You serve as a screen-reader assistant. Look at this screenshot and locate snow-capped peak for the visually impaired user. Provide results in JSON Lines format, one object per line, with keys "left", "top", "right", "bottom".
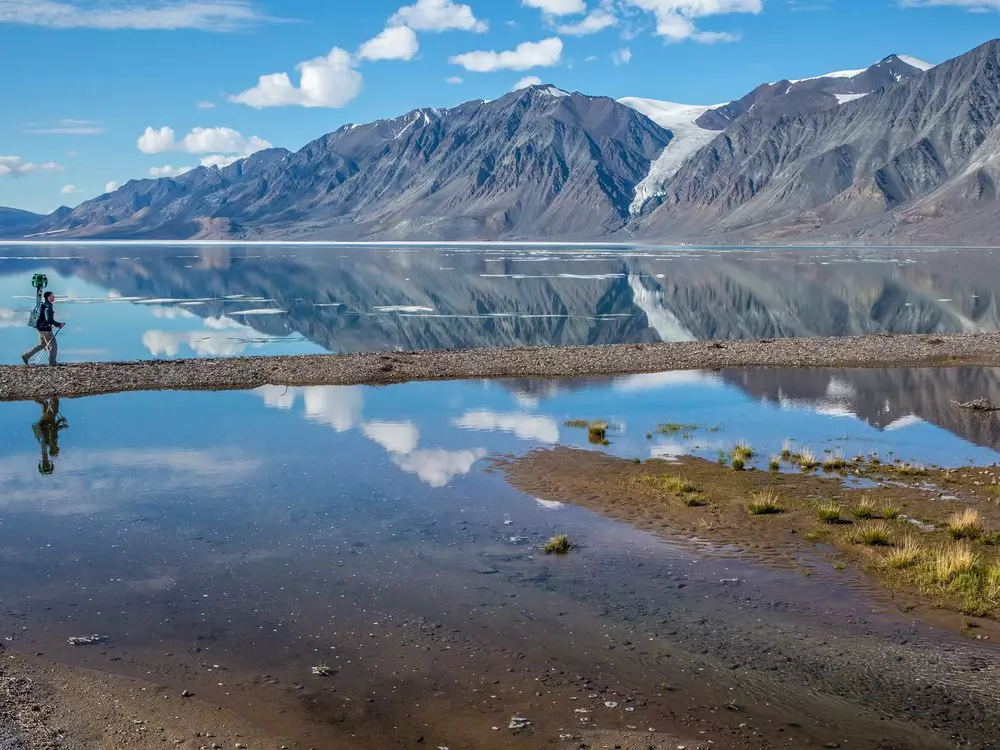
{"left": 785, "top": 67, "right": 866, "bottom": 85}
{"left": 540, "top": 85, "right": 570, "bottom": 98}
{"left": 897, "top": 55, "right": 935, "bottom": 71}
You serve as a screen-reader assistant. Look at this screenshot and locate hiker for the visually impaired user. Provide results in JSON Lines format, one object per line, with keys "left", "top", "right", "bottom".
{"left": 22, "top": 291, "right": 64, "bottom": 366}
{"left": 32, "top": 397, "right": 68, "bottom": 476}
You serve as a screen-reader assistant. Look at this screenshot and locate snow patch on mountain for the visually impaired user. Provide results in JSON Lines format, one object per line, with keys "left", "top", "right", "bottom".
{"left": 628, "top": 275, "right": 696, "bottom": 342}
{"left": 618, "top": 97, "right": 719, "bottom": 214}
{"left": 898, "top": 55, "right": 935, "bottom": 71}
{"left": 787, "top": 67, "right": 866, "bottom": 84}
{"left": 836, "top": 92, "right": 869, "bottom": 104}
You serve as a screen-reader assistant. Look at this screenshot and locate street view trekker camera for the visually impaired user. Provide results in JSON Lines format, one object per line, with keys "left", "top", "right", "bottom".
{"left": 28, "top": 273, "right": 49, "bottom": 327}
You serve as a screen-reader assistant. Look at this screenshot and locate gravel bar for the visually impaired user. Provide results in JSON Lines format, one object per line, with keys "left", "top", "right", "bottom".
{"left": 3, "top": 332, "right": 1000, "bottom": 402}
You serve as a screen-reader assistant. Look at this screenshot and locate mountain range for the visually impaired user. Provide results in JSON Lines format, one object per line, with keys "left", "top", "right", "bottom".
{"left": 4, "top": 39, "right": 999, "bottom": 245}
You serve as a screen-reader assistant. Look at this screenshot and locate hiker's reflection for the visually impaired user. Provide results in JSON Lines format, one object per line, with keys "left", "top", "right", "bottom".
{"left": 32, "top": 398, "right": 68, "bottom": 476}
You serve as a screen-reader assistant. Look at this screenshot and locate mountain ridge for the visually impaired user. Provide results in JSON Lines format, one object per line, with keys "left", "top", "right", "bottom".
{"left": 5, "top": 40, "right": 1000, "bottom": 245}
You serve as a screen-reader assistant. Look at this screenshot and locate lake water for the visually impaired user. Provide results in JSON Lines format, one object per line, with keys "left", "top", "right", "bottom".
{"left": 1, "top": 364, "right": 999, "bottom": 747}
{"left": 1, "top": 243, "right": 1000, "bottom": 362}
{"left": 3, "top": 244, "right": 1000, "bottom": 747}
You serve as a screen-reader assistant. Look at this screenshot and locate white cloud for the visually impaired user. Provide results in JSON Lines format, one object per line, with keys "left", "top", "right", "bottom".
{"left": 512, "top": 75, "right": 543, "bottom": 90}
{"left": 138, "top": 125, "right": 271, "bottom": 155}
{"left": 522, "top": 0, "right": 586, "bottom": 14}
{"left": 557, "top": 9, "right": 616, "bottom": 33}
{"left": 389, "top": 0, "right": 488, "bottom": 32}
{"left": 59, "top": 184, "right": 77, "bottom": 194}
{"left": 0, "top": 0, "right": 280, "bottom": 31}
{"left": 196, "top": 101, "right": 216, "bottom": 109}
{"left": 584, "top": 54, "right": 598, "bottom": 61}
{"left": 0, "top": 307, "right": 21, "bottom": 328}
{"left": 454, "top": 410, "right": 560, "bottom": 443}
{"left": 444, "top": 75, "right": 464, "bottom": 83}
{"left": 302, "top": 387, "right": 364, "bottom": 432}
{"left": 358, "top": 24, "right": 419, "bottom": 61}
{"left": 0, "top": 155, "right": 62, "bottom": 177}
{"left": 104, "top": 180, "right": 119, "bottom": 192}
{"left": 362, "top": 421, "right": 420, "bottom": 454}
{"left": 392, "top": 448, "right": 486, "bottom": 487}
{"left": 148, "top": 165, "right": 193, "bottom": 177}
{"left": 23, "top": 118, "right": 105, "bottom": 135}
{"left": 450, "top": 37, "right": 563, "bottom": 72}
{"left": 199, "top": 154, "right": 241, "bottom": 168}
{"left": 612, "top": 46, "right": 632, "bottom": 64}
{"left": 229, "top": 47, "right": 363, "bottom": 108}
{"left": 621, "top": 0, "right": 760, "bottom": 42}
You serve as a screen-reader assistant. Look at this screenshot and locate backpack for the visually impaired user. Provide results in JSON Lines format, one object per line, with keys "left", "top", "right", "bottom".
{"left": 27, "top": 298, "right": 41, "bottom": 328}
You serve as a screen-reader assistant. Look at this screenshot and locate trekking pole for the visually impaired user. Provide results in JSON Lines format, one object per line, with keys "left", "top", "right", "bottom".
{"left": 29, "top": 327, "right": 62, "bottom": 366}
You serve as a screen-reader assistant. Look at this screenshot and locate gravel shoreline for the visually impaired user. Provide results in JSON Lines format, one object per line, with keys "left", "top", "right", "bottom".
{"left": 3, "top": 332, "right": 1000, "bottom": 401}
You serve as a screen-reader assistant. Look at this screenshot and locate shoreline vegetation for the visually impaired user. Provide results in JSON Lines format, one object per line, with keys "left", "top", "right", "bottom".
{"left": 5, "top": 331, "right": 1000, "bottom": 401}
{"left": 502, "top": 446, "right": 1000, "bottom": 638}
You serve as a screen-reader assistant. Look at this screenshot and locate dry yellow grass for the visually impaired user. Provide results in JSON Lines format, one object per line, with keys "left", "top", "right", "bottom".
{"left": 930, "top": 543, "right": 977, "bottom": 583}
{"left": 948, "top": 508, "right": 984, "bottom": 540}
{"left": 884, "top": 536, "right": 922, "bottom": 568}
{"left": 747, "top": 488, "right": 784, "bottom": 515}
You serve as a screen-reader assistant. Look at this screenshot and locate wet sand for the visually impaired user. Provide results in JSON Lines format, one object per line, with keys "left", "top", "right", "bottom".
{"left": 5, "top": 331, "right": 1000, "bottom": 401}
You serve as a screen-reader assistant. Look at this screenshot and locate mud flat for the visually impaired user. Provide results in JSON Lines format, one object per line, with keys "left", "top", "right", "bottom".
{"left": 6, "top": 332, "right": 1000, "bottom": 401}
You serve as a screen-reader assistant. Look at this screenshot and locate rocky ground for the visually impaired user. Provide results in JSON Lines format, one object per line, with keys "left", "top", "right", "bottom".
{"left": 4, "top": 332, "right": 1000, "bottom": 401}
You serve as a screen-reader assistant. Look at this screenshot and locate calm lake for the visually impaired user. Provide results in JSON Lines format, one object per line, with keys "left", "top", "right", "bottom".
{"left": 1, "top": 244, "right": 999, "bottom": 748}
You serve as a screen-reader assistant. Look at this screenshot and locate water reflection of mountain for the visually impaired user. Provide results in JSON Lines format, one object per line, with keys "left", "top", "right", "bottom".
{"left": 722, "top": 367, "right": 1000, "bottom": 452}
{"left": 7, "top": 245, "right": 1000, "bottom": 351}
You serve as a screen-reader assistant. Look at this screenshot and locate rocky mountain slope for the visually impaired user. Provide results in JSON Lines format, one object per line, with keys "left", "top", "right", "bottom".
{"left": 3, "top": 40, "right": 1000, "bottom": 244}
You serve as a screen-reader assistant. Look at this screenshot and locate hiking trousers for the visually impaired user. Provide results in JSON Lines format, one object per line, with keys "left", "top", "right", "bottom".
{"left": 24, "top": 331, "right": 57, "bottom": 366}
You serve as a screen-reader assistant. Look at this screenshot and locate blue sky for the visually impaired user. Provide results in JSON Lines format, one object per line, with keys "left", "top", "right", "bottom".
{"left": 1, "top": 0, "right": 997, "bottom": 214}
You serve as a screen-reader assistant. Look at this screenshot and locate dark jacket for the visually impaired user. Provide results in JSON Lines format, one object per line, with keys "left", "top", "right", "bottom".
{"left": 35, "top": 300, "right": 61, "bottom": 332}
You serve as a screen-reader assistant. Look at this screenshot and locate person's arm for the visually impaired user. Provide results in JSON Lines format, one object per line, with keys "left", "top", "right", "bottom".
{"left": 50, "top": 305, "right": 63, "bottom": 329}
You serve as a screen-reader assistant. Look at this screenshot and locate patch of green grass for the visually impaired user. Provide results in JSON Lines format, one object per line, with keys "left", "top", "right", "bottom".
{"left": 982, "top": 531, "right": 1000, "bottom": 546}
{"left": 730, "top": 441, "right": 754, "bottom": 462}
{"left": 656, "top": 475, "right": 697, "bottom": 495}
{"left": 681, "top": 494, "right": 709, "bottom": 508}
{"left": 657, "top": 422, "right": 698, "bottom": 435}
{"left": 983, "top": 485, "right": 1000, "bottom": 502}
{"left": 817, "top": 502, "right": 842, "bottom": 524}
{"left": 731, "top": 457, "right": 745, "bottom": 471}
{"left": 804, "top": 529, "right": 825, "bottom": 542}
{"left": 895, "top": 462, "right": 928, "bottom": 477}
{"left": 882, "top": 504, "right": 902, "bottom": 520}
{"left": 708, "top": 425, "right": 721, "bottom": 433}
{"left": 717, "top": 450, "right": 727, "bottom": 466}
{"left": 853, "top": 521, "right": 894, "bottom": 547}
{"left": 543, "top": 534, "right": 573, "bottom": 555}
{"left": 747, "top": 489, "right": 784, "bottom": 515}
{"left": 768, "top": 456, "right": 781, "bottom": 472}
{"left": 948, "top": 508, "right": 984, "bottom": 540}
{"left": 851, "top": 497, "right": 880, "bottom": 520}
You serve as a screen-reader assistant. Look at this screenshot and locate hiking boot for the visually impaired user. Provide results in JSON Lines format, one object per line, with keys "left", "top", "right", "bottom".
{"left": 21, "top": 354, "right": 29, "bottom": 365}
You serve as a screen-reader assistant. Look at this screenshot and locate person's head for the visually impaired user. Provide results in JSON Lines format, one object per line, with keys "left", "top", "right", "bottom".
{"left": 43, "top": 292, "right": 54, "bottom": 302}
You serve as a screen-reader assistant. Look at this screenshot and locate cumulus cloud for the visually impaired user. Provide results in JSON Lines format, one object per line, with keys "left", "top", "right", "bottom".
{"left": 389, "top": 0, "right": 488, "bottom": 32}
{"left": 0, "top": 0, "right": 281, "bottom": 31}
{"left": 59, "top": 184, "right": 77, "bottom": 194}
{"left": 23, "top": 118, "right": 105, "bottom": 135}
{"left": 444, "top": 75, "right": 464, "bottom": 83}
{"left": 453, "top": 411, "right": 560, "bottom": 443}
{"left": 612, "top": 46, "right": 632, "bottom": 64}
{"left": 392, "top": 448, "right": 486, "bottom": 487}
{"left": 104, "top": 180, "right": 119, "bottom": 192}
{"left": 450, "top": 37, "right": 563, "bottom": 72}
{"left": 358, "top": 24, "right": 419, "bottom": 61}
{"left": 0, "top": 155, "right": 62, "bottom": 177}
{"left": 229, "top": 47, "right": 363, "bottom": 108}
{"left": 522, "top": 0, "right": 586, "bottom": 14}
{"left": 148, "top": 165, "right": 193, "bottom": 177}
{"left": 556, "top": 9, "right": 616, "bottom": 34}
{"left": 621, "top": 0, "right": 760, "bottom": 42}
{"left": 362, "top": 421, "right": 420, "bottom": 454}
{"left": 137, "top": 125, "right": 271, "bottom": 155}
{"left": 512, "top": 75, "right": 543, "bottom": 89}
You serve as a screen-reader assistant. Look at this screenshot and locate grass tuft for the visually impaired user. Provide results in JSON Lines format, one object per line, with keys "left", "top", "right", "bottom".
{"left": 657, "top": 422, "right": 698, "bottom": 435}
{"left": 730, "top": 441, "right": 754, "bottom": 462}
{"left": 731, "top": 457, "right": 745, "bottom": 471}
{"left": 657, "top": 475, "right": 697, "bottom": 495}
{"left": 795, "top": 447, "right": 820, "bottom": 471}
{"left": 853, "top": 521, "right": 894, "bottom": 547}
{"left": 817, "top": 502, "right": 842, "bottom": 524}
{"left": 822, "top": 451, "right": 848, "bottom": 471}
{"left": 769, "top": 456, "right": 781, "bottom": 472}
{"left": 780, "top": 440, "right": 793, "bottom": 460}
{"left": 747, "top": 489, "right": 784, "bottom": 515}
{"left": 543, "top": 534, "right": 573, "bottom": 555}
{"left": 851, "top": 497, "right": 880, "bottom": 520}
{"left": 930, "top": 543, "right": 976, "bottom": 583}
{"left": 882, "top": 504, "right": 902, "bottom": 520}
{"left": 948, "top": 508, "right": 984, "bottom": 540}
{"left": 884, "top": 536, "right": 922, "bottom": 569}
